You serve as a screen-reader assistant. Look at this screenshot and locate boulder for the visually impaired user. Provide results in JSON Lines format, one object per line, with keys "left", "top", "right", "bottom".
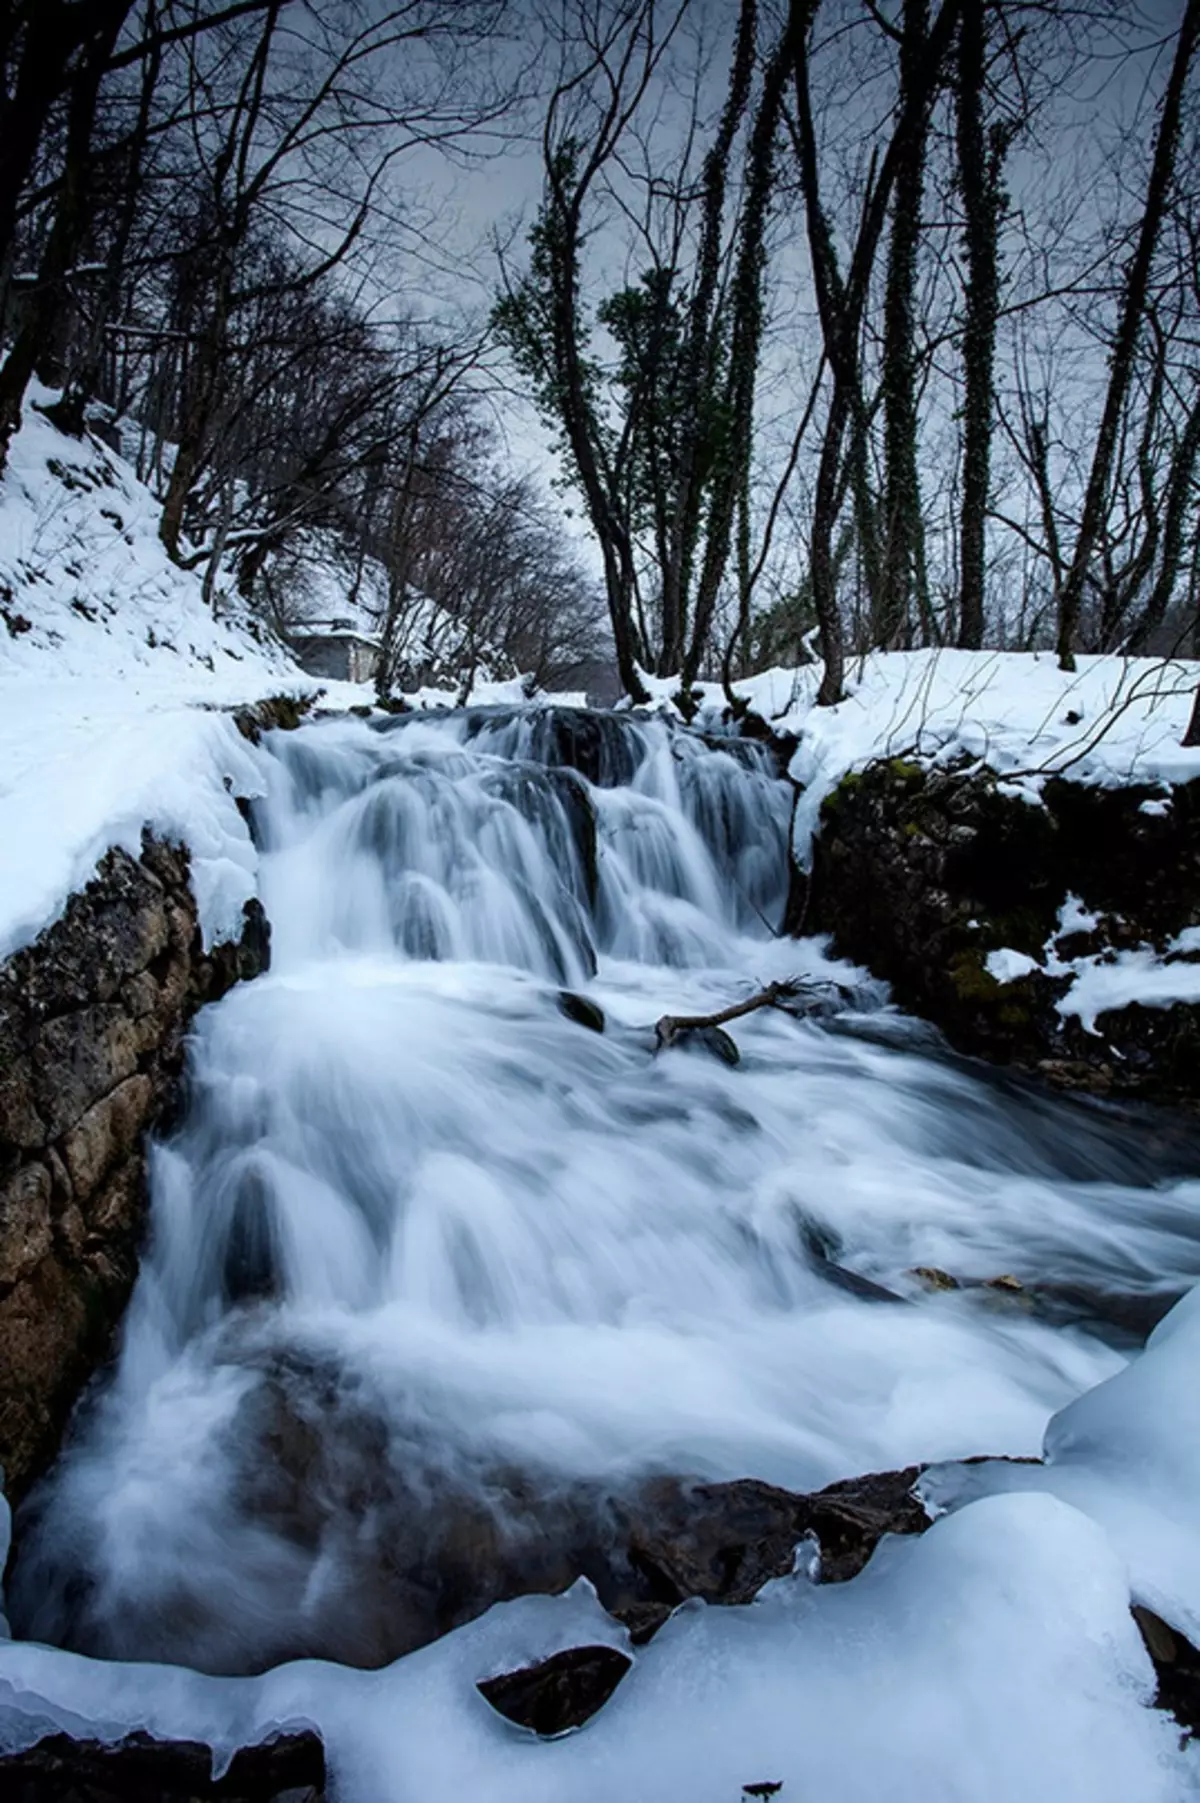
{"left": 810, "top": 757, "right": 1200, "bottom": 1106}
{"left": 0, "top": 837, "right": 269, "bottom": 1502}
{"left": 12, "top": 1328, "right": 931, "bottom": 1676}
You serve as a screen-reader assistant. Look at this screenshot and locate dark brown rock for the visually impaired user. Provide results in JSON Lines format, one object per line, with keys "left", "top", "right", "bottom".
{"left": 60, "top": 1075, "right": 153, "bottom": 1196}
{"left": 16, "top": 1324, "right": 931, "bottom": 1675}
{"left": 0, "top": 1727, "right": 324, "bottom": 1801}
{"left": 614, "top": 1466, "right": 929, "bottom": 1608}
{"left": 478, "top": 1644, "right": 632, "bottom": 1736}
{"left": 0, "top": 1162, "right": 53, "bottom": 1285}
{"left": 0, "top": 836, "right": 269, "bottom": 1502}
{"left": 1133, "top": 1604, "right": 1200, "bottom": 1740}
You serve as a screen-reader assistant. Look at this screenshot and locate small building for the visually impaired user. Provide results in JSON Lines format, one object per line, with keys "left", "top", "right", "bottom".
{"left": 289, "top": 617, "right": 381, "bottom": 684}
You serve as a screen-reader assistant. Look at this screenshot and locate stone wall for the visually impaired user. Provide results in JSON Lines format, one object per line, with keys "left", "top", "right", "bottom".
{"left": 809, "top": 758, "right": 1200, "bottom": 1106}
{"left": 0, "top": 837, "right": 268, "bottom": 1502}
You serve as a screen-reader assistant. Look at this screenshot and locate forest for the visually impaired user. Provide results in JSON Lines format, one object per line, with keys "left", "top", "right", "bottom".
{"left": 2, "top": 0, "right": 1197, "bottom": 707}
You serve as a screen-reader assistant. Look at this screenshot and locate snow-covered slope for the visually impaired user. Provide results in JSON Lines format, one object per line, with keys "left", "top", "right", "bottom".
{"left": 0, "top": 390, "right": 315, "bottom": 958}
{"left": 0, "top": 387, "right": 299, "bottom": 690}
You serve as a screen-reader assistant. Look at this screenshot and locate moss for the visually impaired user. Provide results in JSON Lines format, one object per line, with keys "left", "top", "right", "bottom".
{"left": 984, "top": 907, "right": 1050, "bottom": 958}
{"left": 948, "top": 948, "right": 1000, "bottom": 1002}
{"left": 886, "top": 757, "right": 923, "bottom": 784}
{"left": 902, "top": 821, "right": 923, "bottom": 840}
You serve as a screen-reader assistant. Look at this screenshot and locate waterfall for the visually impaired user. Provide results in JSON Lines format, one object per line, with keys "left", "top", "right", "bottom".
{"left": 12, "top": 706, "right": 1200, "bottom": 1676}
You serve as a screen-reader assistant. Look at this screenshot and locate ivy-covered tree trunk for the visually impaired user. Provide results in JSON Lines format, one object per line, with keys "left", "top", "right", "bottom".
{"left": 954, "top": 0, "right": 1002, "bottom": 653}
{"left": 879, "top": 0, "right": 931, "bottom": 650}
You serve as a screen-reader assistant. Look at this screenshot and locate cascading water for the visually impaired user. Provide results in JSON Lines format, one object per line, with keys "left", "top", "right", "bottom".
{"left": 12, "top": 707, "right": 1200, "bottom": 1677}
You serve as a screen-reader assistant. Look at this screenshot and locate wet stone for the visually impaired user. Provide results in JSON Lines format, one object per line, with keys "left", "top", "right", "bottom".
{"left": 0, "top": 1727, "right": 326, "bottom": 1801}
{"left": 478, "top": 1643, "right": 632, "bottom": 1736}
{"left": 558, "top": 991, "right": 606, "bottom": 1033}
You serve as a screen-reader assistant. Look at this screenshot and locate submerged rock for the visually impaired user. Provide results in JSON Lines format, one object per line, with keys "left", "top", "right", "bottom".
{"left": 558, "top": 991, "right": 606, "bottom": 1033}
{"left": 478, "top": 1644, "right": 632, "bottom": 1735}
{"left": 11, "top": 1324, "right": 933, "bottom": 1676}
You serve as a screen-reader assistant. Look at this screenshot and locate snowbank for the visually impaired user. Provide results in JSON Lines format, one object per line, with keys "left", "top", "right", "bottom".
{"left": 683, "top": 648, "right": 1200, "bottom": 865}
{"left": 0, "top": 397, "right": 590, "bottom": 956}
{"left": 923, "top": 1281, "right": 1200, "bottom": 1651}
{"left": 0, "top": 390, "right": 318, "bottom": 956}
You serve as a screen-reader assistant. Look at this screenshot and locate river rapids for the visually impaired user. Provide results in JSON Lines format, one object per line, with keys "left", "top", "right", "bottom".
{"left": 10, "top": 706, "right": 1200, "bottom": 1684}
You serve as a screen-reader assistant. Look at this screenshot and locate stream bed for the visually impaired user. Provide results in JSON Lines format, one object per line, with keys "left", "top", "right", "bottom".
{"left": 5, "top": 706, "right": 1200, "bottom": 1798}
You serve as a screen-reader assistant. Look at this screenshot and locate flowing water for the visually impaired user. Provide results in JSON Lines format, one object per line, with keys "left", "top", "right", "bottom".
{"left": 12, "top": 707, "right": 1200, "bottom": 1674}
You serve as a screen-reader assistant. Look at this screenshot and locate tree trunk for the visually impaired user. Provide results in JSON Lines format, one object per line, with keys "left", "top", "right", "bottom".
{"left": 1056, "top": 0, "right": 1200, "bottom": 670}
{"left": 955, "top": 0, "right": 1004, "bottom": 652}
{"left": 879, "top": 0, "right": 930, "bottom": 649}
{"left": 1184, "top": 681, "right": 1200, "bottom": 748}
{"left": 0, "top": 1, "right": 132, "bottom": 467}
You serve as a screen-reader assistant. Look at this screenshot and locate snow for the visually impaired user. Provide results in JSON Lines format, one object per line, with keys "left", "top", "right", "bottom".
{"left": 922, "top": 1283, "right": 1200, "bottom": 1653}
{"left": 4, "top": 406, "right": 1200, "bottom": 1797}
{"left": 0, "top": 387, "right": 298, "bottom": 690}
{"left": 693, "top": 652, "right": 1200, "bottom": 1034}
{"left": 0, "top": 1489, "right": 1194, "bottom": 1800}
{"left": 0, "top": 395, "right": 577, "bottom": 959}
{"left": 0, "top": 388, "right": 321, "bottom": 956}
{"left": 981, "top": 895, "right": 1200, "bottom": 1034}
{"left": 683, "top": 648, "right": 1200, "bottom": 867}
{"left": 985, "top": 947, "right": 1040, "bottom": 983}
{"left": 1057, "top": 948, "right": 1200, "bottom": 1034}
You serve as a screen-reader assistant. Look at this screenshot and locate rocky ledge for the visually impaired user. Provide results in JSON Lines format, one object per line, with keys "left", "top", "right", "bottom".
{"left": 0, "top": 1727, "right": 323, "bottom": 1803}
{"left": 0, "top": 836, "right": 268, "bottom": 1501}
{"left": 810, "top": 758, "right": 1200, "bottom": 1106}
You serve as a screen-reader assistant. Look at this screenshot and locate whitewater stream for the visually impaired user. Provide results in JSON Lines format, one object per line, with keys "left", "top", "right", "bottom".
{"left": 6, "top": 705, "right": 1200, "bottom": 1797}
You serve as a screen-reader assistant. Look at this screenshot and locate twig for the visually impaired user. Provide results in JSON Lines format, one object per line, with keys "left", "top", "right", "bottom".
{"left": 654, "top": 981, "right": 799, "bottom": 1048}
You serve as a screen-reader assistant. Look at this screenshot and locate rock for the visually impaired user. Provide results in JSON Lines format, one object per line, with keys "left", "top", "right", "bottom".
{"left": 0, "top": 1726, "right": 325, "bottom": 1801}
{"left": 478, "top": 1644, "right": 632, "bottom": 1735}
{"left": 614, "top": 1468, "right": 930, "bottom": 1609}
{"left": 667, "top": 1024, "right": 741, "bottom": 1066}
{"left": 60, "top": 1075, "right": 153, "bottom": 1197}
{"left": 231, "top": 693, "right": 315, "bottom": 744}
{"left": 911, "top": 1265, "right": 960, "bottom": 1291}
{"left": 0, "top": 837, "right": 269, "bottom": 1502}
{"left": 465, "top": 706, "right": 641, "bottom": 788}
{"left": 0, "top": 1164, "right": 52, "bottom": 1287}
{"left": 30, "top": 1007, "right": 142, "bottom": 1143}
{"left": 558, "top": 991, "right": 606, "bottom": 1033}
{"left": 11, "top": 1329, "right": 933, "bottom": 1675}
{"left": 810, "top": 757, "right": 1200, "bottom": 1107}
{"left": 1133, "top": 1604, "right": 1200, "bottom": 1740}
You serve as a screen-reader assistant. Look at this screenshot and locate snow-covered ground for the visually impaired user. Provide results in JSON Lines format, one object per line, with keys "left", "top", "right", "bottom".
{"left": 0, "top": 397, "right": 571, "bottom": 958}
{"left": 682, "top": 647, "right": 1200, "bottom": 864}
{"left": 0, "top": 389, "right": 315, "bottom": 957}
{"left": 688, "top": 649, "right": 1200, "bottom": 1033}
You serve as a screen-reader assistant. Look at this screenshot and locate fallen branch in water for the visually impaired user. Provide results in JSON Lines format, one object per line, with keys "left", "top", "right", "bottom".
{"left": 654, "top": 981, "right": 800, "bottom": 1049}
